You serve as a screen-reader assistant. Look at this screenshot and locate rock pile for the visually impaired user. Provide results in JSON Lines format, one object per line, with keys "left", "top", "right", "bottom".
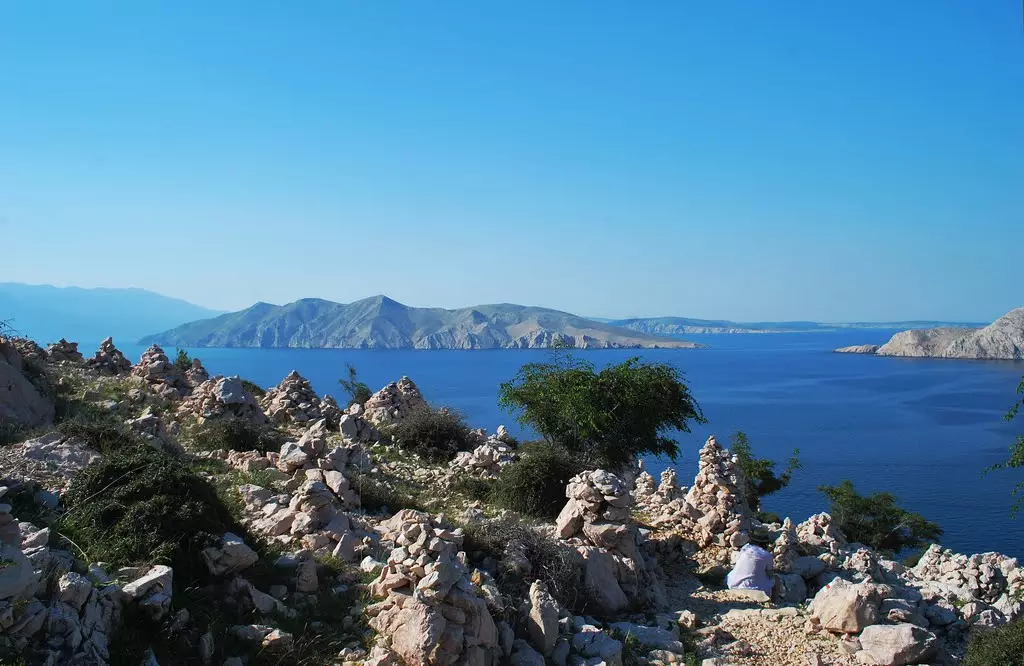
{"left": 366, "top": 509, "right": 499, "bottom": 666}
{"left": 338, "top": 408, "right": 380, "bottom": 443}
{"left": 363, "top": 376, "right": 428, "bottom": 426}
{"left": 6, "top": 338, "right": 46, "bottom": 365}
{"left": 185, "top": 358, "right": 210, "bottom": 386}
{"left": 261, "top": 371, "right": 331, "bottom": 425}
{"left": 0, "top": 487, "right": 178, "bottom": 665}
{"left": 633, "top": 436, "right": 753, "bottom": 550}
{"left": 555, "top": 470, "right": 666, "bottom": 614}
{"left": 45, "top": 339, "right": 83, "bottom": 364}
{"left": 131, "top": 345, "right": 191, "bottom": 398}
{"left": 450, "top": 437, "right": 516, "bottom": 479}
{"left": 910, "top": 544, "right": 1024, "bottom": 624}
{"left": 18, "top": 432, "right": 101, "bottom": 481}
{"left": 0, "top": 339, "right": 54, "bottom": 428}
{"left": 125, "top": 408, "right": 181, "bottom": 454}
{"left": 179, "top": 375, "right": 268, "bottom": 424}
{"left": 85, "top": 337, "right": 131, "bottom": 375}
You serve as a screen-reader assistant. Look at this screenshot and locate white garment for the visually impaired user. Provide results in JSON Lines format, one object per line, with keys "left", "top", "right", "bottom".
{"left": 726, "top": 543, "right": 773, "bottom": 594}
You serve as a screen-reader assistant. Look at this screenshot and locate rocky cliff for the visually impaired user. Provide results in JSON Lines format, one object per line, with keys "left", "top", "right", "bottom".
{"left": 833, "top": 308, "right": 1024, "bottom": 360}
{"left": 141, "top": 295, "right": 701, "bottom": 350}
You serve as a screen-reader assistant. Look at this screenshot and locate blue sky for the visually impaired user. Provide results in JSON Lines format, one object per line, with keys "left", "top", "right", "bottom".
{"left": 1, "top": 2, "right": 1021, "bottom": 321}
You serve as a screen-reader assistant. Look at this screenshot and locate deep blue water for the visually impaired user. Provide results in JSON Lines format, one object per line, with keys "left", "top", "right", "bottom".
{"left": 117, "top": 333, "right": 1024, "bottom": 558}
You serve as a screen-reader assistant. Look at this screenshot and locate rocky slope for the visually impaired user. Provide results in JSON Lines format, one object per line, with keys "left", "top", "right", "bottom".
{"left": 141, "top": 295, "right": 701, "bottom": 349}
{"left": 2, "top": 333, "right": 1022, "bottom": 666}
{"left": 834, "top": 308, "right": 1024, "bottom": 360}
{"left": 611, "top": 317, "right": 982, "bottom": 336}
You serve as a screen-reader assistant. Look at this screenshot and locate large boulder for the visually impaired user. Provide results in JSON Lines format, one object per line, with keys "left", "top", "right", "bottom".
{"left": 856, "top": 623, "right": 937, "bottom": 665}
{"left": 0, "top": 351, "right": 54, "bottom": 427}
{"left": 809, "top": 578, "right": 884, "bottom": 634}
{"left": 526, "top": 581, "right": 559, "bottom": 656}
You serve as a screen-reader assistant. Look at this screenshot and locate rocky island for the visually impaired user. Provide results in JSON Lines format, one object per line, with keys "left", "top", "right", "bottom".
{"left": 141, "top": 296, "right": 701, "bottom": 350}
{"left": 1, "top": 332, "right": 1021, "bottom": 666}
{"left": 835, "top": 308, "right": 1024, "bottom": 360}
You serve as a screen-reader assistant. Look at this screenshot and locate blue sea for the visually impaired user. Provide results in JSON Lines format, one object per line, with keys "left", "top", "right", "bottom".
{"left": 118, "top": 332, "right": 1024, "bottom": 558}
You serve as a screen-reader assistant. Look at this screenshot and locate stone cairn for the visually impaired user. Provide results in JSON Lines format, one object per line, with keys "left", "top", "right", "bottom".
{"left": 6, "top": 338, "right": 46, "bottom": 365}
{"left": 179, "top": 375, "right": 268, "bottom": 424}
{"left": 449, "top": 431, "right": 517, "bottom": 479}
{"left": 45, "top": 339, "right": 83, "bottom": 364}
{"left": 338, "top": 404, "right": 380, "bottom": 443}
{"left": 363, "top": 376, "right": 428, "bottom": 426}
{"left": 260, "top": 371, "right": 330, "bottom": 425}
{"left": 0, "top": 484, "right": 172, "bottom": 665}
{"left": 131, "top": 345, "right": 191, "bottom": 398}
{"left": 910, "top": 545, "right": 1024, "bottom": 624}
{"left": 365, "top": 509, "right": 499, "bottom": 666}
{"left": 85, "top": 337, "right": 131, "bottom": 376}
{"left": 185, "top": 358, "right": 210, "bottom": 386}
{"left": 555, "top": 470, "right": 666, "bottom": 614}
{"left": 126, "top": 408, "right": 181, "bottom": 454}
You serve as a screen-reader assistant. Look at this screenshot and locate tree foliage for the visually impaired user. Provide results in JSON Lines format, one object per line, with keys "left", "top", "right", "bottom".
{"left": 819, "top": 479, "right": 942, "bottom": 555}
{"left": 339, "top": 363, "right": 373, "bottom": 406}
{"left": 963, "top": 617, "right": 1024, "bottom": 666}
{"left": 730, "top": 431, "right": 800, "bottom": 514}
{"left": 173, "top": 347, "right": 192, "bottom": 373}
{"left": 988, "top": 376, "right": 1024, "bottom": 514}
{"left": 498, "top": 354, "right": 705, "bottom": 470}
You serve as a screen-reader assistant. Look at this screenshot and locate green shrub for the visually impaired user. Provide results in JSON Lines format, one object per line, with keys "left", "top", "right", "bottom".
{"left": 62, "top": 447, "right": 239, "bottom": 575}
{"left": 348, "top": 471, "right": 426, "bottom": 513}
{"left": 388, "top": 406, "right": 476, "bottom": 462}
{"left": 57, "top": 410, "right": 142, "bottom": 455}
{"left": 489, "top": 442, "right": 583, "bottom": 519}
{"left": 452, "top": 475, "right": 496, "bottom": 503}
{"left": 730, "top": 431, "right": 800, "bottom": 515}
{"left": 191, "top": 416, "right": 284, "bottom": 453}
{"left": 988, "top": 376, "right": 1024, "bottom": 514}
{"left": 241, "top": 379, "right": 265, "bottom": 398}
{"left": 964, "top": 618, "right": 1024, "bottom": 666}
{"left": 173, "top": 348, "right": 192, "bottom": 373}
{"left": 819, "top": 479, "right": 942, "bottom": 556}
{"left": 462, "top": 515, "right": 586, "bottom": 613}
{"left": 338, "top": 363, "right": 372, "bottom": 406}
{"left": 499, "top": 354, "right": 705, "bottom": 470}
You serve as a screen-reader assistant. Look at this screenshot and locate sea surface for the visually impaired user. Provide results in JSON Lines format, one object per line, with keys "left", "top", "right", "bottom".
{"left": 118, "top": 332, "right": 1024, "bottom": 558}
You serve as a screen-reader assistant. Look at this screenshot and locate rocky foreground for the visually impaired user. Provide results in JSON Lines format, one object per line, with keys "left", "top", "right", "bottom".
{"left": 1, "top": 335, "right": 1022, "bottom": 666}
{"left": 834, "top": 308, "right": 1024, "bottom": 360}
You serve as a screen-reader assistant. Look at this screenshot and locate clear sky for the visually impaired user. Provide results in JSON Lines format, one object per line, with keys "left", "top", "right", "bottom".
{"left": 1, "top": 2, "right": 1021, "bottom": 322}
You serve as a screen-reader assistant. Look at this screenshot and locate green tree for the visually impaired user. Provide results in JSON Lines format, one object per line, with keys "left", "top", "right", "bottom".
{"left": 988, "top": 376, "right": 1024, "bottom": 514}
{"left": 338, "top": 363, "right": 373, "bottom": 406}
{"left": 730, "top": 431, "right": 800, "bottom": 516}
{"left": 819, "top": 479, "right": 942, "bottom": 555}
{"left": 173, "top": 347, "right": 192, "bottom": 373}
{"left": 498, "top": 354, "right": 705, "bottom": 470}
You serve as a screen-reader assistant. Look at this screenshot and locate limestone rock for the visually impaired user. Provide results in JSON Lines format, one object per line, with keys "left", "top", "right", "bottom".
{"left": 0, "top": 350, "right": 54, "bottom": 428}
{"left": 85, "top": 337, "right": 132, "bottom": 375}
{"left": 261, "top": 371, "right": 331, "bottom": 425}
{"left": 179, "top": 375, "right": 267, "bottom": 424}
{"left": 132, "top": 345, "right": 191, "bottom": 397}
{"left": 809, "top": 578, "right": 883, "bottom": 634}
{"left": 856, "top": 623, "right": 937, "bottom": 665}
{"left": 526, "top": 580, "right": 559, "bottom": 655}
{"left": 202, "top": 533, "right": 259, "bottom": 576}
{"left": 364, "top": 377, "right": 428, "bottom": 426}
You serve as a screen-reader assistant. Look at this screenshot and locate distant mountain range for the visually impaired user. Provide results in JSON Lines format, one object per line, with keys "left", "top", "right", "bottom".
{"left": 604, "top": 316, "right": 985, "bottom": 336}
{"left": 0, "top": 283, "right": 223, "bottom": 346}
{"left": 834, "top": 308, "right": 1024, "bottom": 360}
{"left": 140, "top": 296, "right": 701, "bottom": 350}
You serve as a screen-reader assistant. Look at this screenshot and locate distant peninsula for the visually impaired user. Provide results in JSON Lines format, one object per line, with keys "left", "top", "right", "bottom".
{"left": 140, "top": 295, "right": 702, "bottom": 350}
{"left": 608, "top": 316, "right": 984, "bottom": 336}
{"left": 834, "top": 308, "right": 1024, "bottom": 360}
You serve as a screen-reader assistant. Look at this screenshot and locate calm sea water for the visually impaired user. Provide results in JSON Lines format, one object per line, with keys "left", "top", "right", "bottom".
{"left": 117, "top": 333, "right": 1024, "bottom": 558}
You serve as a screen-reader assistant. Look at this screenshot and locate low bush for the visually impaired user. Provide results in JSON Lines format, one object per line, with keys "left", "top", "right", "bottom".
{"left": 489, "top": 441, "right": 583, "bottom": 519}
{"left": 61, "top": 447, "right": 239, "bottom": 576}
{"left": 338, "top": 363, "right": 372, "bottom": 406}
{"left": 191, "top": 416, "right": 284, "bottom": 453}
{"left": 173, "top": 348, "right": 192, "bottom": 373}
{"left": 388, "top": 406, "right": 476, "bottom": 462}
{"left": 241, "top": 379, "right": 265, "bottom": 398}
{"left": 347, "top": 471, "right": 426, "bottom": 514}
{"left": 57, "top": 410, "right": 141, "bottom": 455}
{"left": 963, "top": 618, "right": 1024, "bottom": 666}
{"left": 819, "top": 479, "right": 942, "bottom": 556}
{"left": 462, "top": 515, "right": 586, "bottom": 613}
{"left": 452, "top": 475, "right": 495, "bottom": 503}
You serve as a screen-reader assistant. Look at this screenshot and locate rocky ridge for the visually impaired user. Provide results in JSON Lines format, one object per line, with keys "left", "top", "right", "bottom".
{"left": 834, "top": 307, "right": 1024, "bottom": 360}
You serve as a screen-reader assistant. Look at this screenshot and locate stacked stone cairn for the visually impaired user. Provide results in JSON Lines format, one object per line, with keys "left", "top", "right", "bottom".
{"left": 633, "top": 436, "right": 753, "bottom": 550}
{"left": 131, "top": 345, "right": 191, "bottom": 398}
{"left": 84, "top": 337, "right": 131, "bottom": 375}
{"left": 261, "top": 371, "right": 333, "bottom": 426}
{"left": 185, "top": 358, "right": 210, "bottom": 386}
{"left": 45, "top": 339, "right": 83, "bottom": 364}
{"left": 449, "top": 430, "right": 517, "bottom": 479}
{"left": 6, "top": 338, "right": 46, "bottom": 365}
{"left": 126, "top": 408, "right": 181, "bottom": 454}
{"left": 363, "top": 376, "right": 428, "bottom": 426}
{"left": 365, "top": 509, "right": 499, "bottom": 666}
{"left": 338, "top": 404, "right": 381, "bottom": 443}
{"left": 179, "top": 375, "right": 268, "bottom": 424}
{"left": 554, "top": 470, "right": 666, "bottom": 614}
{"left": 0, "top": 484, "right": 171, "bottom": 665}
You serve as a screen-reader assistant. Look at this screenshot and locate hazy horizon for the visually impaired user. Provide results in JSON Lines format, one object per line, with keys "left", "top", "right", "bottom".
{"left": 2, "top": 3, "right": 1021, "bottom": 321}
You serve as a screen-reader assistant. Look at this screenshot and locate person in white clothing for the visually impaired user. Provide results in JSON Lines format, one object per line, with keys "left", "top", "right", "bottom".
{"left": 726, "top": 543, "right": 774, "bottom": 595}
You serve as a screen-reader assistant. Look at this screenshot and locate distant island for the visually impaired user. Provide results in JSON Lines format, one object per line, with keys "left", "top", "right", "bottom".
{"left": 140, "top": 295, "right": 702, "bottom": 350}
{"left": 834, "top": 307, "right": 1024, "bottom": 360}
{"left": 607, "top": 316, "right": 985, "bottom": 336}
